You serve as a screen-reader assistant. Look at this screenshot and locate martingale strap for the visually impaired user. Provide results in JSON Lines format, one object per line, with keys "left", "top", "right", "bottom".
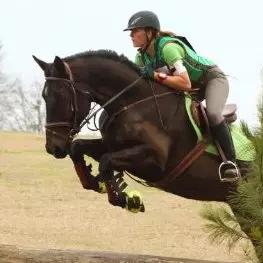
{"left": 154, "top": 140, "right": 208, "bottom": 188}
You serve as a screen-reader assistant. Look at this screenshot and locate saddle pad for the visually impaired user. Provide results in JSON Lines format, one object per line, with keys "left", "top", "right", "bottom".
{"left": 185, "top": 95, "right": 255, "bottom": 161}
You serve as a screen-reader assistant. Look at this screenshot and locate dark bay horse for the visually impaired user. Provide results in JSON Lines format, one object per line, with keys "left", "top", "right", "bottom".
{"left": 32, "top": 50, "right": 252, "bottom": 213}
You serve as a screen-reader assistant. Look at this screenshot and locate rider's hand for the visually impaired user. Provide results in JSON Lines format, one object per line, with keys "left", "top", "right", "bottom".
{"left": 153, "top": 71, "right": 159, "bottom": 81}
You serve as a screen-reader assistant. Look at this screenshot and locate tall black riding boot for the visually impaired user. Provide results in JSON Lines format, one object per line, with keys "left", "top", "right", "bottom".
{"left": 211, "top": 121, "right": 240, "bottom": 182}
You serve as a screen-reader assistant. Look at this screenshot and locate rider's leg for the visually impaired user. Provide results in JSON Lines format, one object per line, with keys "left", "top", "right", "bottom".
{"left": 211, "top": 120, "right": 236, "bottom": 162}
{"left": 204, "top": 67, "right": 239, "bottom": 178}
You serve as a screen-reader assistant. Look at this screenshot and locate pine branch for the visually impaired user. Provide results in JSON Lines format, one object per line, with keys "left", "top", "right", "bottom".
{"left": 200, "top": 204, "right": 249, "bottom": 252}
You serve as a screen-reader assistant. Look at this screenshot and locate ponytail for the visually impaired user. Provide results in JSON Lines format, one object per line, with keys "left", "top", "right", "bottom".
{"left": 157, "top": 30, "right": 196, "bottom": 52}
{"left": 158, "top": 30, "right": 177, "bottom": 38}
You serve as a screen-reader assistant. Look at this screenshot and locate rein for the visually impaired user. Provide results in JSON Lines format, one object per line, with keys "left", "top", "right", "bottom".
{"left": 44, "top": 76, "right": 143, "bottom": 142}
{"left": 45, "top": 74, "right": 194, "bottom": 144}
{"left": 103, "top": 91, "right": 175, "bottom": 132}
{"left": 78, "top": 76, "right": 144, "bottom": 132}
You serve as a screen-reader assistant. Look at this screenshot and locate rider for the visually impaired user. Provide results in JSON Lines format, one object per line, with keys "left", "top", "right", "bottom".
{"left": 123, "top": 10, "right": 239, "bottom": 179}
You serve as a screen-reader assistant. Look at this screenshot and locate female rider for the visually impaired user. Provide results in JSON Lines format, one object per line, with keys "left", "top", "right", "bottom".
{"left": 124, "top": 10, "right": 239, "bottom": 180}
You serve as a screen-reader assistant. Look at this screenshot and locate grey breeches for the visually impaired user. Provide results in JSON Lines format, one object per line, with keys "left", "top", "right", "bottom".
{"left": 202, "top": 67, "right": 229, "bottom": 127}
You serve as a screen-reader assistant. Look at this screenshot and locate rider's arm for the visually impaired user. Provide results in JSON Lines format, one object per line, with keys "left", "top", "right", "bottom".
{"left": 154, "top": 43, "right": 191, "bottom": 91}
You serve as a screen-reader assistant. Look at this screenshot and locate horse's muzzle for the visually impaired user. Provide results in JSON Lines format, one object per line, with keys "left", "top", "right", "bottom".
{"left": 46, "top": 144, "right": 67, "bottom": 159}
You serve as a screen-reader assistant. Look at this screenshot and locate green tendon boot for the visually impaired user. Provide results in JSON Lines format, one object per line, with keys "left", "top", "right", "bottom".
{"left": 212, "top": 121, "right": 241, "bottom": 182}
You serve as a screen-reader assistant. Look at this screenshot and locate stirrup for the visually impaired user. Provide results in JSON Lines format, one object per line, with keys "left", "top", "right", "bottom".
{"left": 218, "top": 161, "right": 241, "bottom": 183}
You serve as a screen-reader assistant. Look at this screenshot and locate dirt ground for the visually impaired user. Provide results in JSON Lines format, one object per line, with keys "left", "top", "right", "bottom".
{"left": 0, "top": 132, "right": 250, "bottom": 263}
{"left": 0, "top": 245, "right": 237, "bottom": 263}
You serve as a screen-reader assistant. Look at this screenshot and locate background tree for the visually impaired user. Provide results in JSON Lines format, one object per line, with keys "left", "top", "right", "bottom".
{"left": 0, "top": 42, "right": 10, "bottom": 129}
{"left": 0, "top": 79, "right": 45, "bottom": 132}
{"left": 0, "top": 43, "right": 7, "bottom": 89}
{"left": 0, "top": 43, "right": 45, "bottom": 132}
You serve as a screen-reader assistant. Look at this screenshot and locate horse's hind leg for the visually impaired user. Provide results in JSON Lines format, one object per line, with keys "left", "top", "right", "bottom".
{"left": 99, "top": 145, "right": 160, "bottom": 213}
{"left": 69, "top": 138, "right": 107, "bottom": 193}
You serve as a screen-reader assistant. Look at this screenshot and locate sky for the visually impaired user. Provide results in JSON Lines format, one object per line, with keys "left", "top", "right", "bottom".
{"left": 0, "top": 0, "right": 263, "bottom": 129}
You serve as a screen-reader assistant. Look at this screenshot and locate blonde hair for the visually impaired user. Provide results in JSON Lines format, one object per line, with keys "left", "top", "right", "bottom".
{"left": 158, "top": 30, "right": 177, "bottom": 38}
{"left": 146, "top": 28, "right": 177, "bottom": 39}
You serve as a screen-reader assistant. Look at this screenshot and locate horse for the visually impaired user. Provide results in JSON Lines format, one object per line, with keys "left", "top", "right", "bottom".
{"left": 32, "top": 50, "right": 253, "bottom": 214}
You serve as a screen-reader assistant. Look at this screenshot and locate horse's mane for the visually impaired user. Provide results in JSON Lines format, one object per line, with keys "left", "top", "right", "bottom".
{"left": 63, "top": 49, "right": 141, "bottom": 74}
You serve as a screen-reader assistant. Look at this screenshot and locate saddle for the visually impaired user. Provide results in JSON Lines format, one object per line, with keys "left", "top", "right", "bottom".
{"left": 191, "top": 101, "right": 237, "bottom": 136}
{"left": 155, "top": 102, "right": 238, "bottom": 187}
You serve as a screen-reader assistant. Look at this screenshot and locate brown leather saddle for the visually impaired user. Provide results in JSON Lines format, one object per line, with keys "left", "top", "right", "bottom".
{"left": 191, "top": 101, "right": 237, "bottom": 136}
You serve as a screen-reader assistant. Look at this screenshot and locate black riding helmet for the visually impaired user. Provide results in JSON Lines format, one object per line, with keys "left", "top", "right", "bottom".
{"left": 123, "top": 10, "right": 160, "bottom": 31}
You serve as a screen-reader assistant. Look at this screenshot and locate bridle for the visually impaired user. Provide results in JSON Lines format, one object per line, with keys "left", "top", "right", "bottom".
{"left": 44, "top": 76, "right": 143, "bottom": 144}
{"left": 44, "top": 77, "right": 91, "bottom": 143}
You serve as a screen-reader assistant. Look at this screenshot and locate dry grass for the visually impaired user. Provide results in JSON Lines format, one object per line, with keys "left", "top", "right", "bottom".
{"left": 0, "top": 132, "right": 244, "bottom": 262}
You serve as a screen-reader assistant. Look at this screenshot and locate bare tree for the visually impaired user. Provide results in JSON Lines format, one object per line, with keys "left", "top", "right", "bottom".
{"left": 0, "top": 43, "right": 45, "bottom": 132}
{"left": 0, "top": 42, "right": 10, "bottom": 129}
{"left": 0, "top": 43, "right": 7, "bottom": 90}
{"left": 0, "top": 78, "right": 45, "bottom": 133}
{"left": 27, "top": 80, "right": 45, "bottom": 133}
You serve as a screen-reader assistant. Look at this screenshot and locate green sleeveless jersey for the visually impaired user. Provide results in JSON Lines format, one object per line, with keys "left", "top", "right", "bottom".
{"left": 135, "top": 36, "right": 216, "bottom": 82}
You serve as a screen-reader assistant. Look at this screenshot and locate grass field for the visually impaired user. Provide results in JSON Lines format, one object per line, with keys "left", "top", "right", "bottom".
{"left": 0, "top": 132, "right": 247, "bottom": 262}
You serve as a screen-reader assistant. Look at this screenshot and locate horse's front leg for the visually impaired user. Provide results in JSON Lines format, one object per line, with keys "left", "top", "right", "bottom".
{"left": 69, "top": 138, "right": 107, "bottom": 193}
{"left": 99, "top": 144, "right": 159, "bottom": 213}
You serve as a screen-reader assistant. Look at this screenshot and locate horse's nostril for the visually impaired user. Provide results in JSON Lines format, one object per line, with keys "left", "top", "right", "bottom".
{"left": 54, "top": 146, "right": 62, "bottom": 155}
{"left": 54, "top": 146, "right": 67, "bottom": 158}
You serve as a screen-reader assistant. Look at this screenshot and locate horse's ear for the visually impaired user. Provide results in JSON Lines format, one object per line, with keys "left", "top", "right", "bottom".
{"left": 54, "top": 56, "right": 67, "bottom": 76}
{"left": 32, "top": 55, "right": 48, "bottom": 71}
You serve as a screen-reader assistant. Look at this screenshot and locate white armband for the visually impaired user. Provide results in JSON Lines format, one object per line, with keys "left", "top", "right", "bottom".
{"left": 173, "top": 60, "right": 187, "bottom": 75}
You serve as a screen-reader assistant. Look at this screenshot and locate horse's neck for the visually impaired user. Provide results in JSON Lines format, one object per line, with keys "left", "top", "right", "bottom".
{"left": 69, "top": 58, "right": 184, "bottom": 119}
{"left": 70, "top": 58, "right": 140, "bottom": 112}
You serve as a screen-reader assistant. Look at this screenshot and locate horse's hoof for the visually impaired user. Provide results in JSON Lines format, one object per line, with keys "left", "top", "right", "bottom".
{"left": 97, "top": 180, "right": 107, "bottom": 193}
{"left": 125, "top": 190, "right": 145, "bottom": 213}
{"left": 139, "top": 203, "right": 145, "bottom": 212}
